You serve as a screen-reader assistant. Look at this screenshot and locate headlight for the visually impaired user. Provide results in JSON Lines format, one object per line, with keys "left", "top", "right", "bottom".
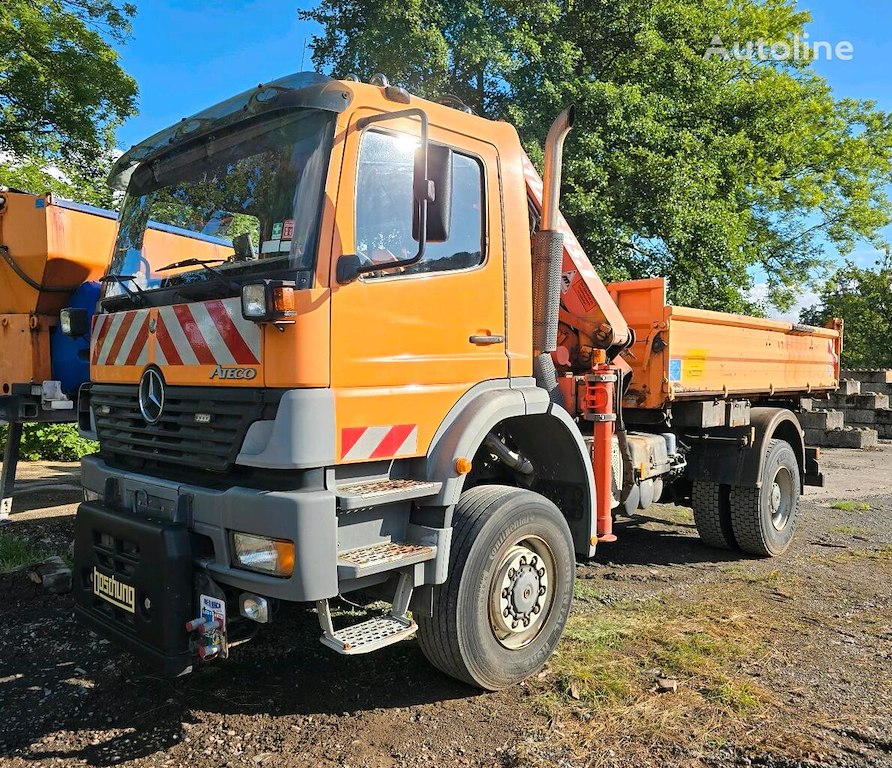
{"left": 83, "top": 488, "right": 102, "bottom": 502}
{"left": 240, "top": 284, "right": 267, "bottom": 319}
{"left": 230, "top": 532, "right": 295, "bottom": 576}
{"left": 240, "top": 280, "right": 296, "bottom": 322}
{"left": 59, "top": 307, "right": 89, "bottom": 337}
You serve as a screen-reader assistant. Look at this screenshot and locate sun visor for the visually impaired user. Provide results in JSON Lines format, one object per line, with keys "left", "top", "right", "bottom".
{"left": 109, "top": 72, "right": 352, "bottom": 191}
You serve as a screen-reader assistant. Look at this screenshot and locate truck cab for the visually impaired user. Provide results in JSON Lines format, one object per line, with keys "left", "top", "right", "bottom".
{"left": 72, "top": 72, "right": 838, "bottom": 688}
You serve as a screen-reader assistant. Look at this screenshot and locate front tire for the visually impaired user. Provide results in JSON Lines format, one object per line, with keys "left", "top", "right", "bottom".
{"left": 416, "top": 485, "right": 575, "bottom": 690}
{"left": 730, "top": 439, "right": 801, "bottom": 556}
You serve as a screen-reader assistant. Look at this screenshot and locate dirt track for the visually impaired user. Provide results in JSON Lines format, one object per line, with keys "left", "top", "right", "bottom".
{"left": 0, "top": 449, "right": 890, "bottom": 768}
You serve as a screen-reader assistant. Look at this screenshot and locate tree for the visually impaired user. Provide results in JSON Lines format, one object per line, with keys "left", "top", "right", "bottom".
{"left": 300, "top": 0, "right": 892, "bottom": 314}
{"left": 801, "top": 256, "right": 892, "bottom": 369}
{"left": 0, "top": 0, "right": 138, "bottom": 203}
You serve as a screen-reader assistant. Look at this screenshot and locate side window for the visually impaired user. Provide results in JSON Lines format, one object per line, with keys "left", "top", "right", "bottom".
{"left": 355, "top": 130, "right": 485, "bottom": 277}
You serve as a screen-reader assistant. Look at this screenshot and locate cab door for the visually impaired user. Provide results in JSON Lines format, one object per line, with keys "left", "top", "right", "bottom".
{"left": 330, "top": 110, "right": 507, "bottom": 463}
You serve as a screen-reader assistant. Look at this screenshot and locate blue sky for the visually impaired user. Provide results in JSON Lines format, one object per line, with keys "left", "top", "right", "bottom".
{"left": 112, "top": 1, "right": 892, "bottom": 314}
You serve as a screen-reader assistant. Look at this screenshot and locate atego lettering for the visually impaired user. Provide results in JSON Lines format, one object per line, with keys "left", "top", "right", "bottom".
{"left": 210, "top": 365, "right": 258, "bottom": 380}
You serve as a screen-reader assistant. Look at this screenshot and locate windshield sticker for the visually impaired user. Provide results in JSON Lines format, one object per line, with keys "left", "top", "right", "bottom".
{"left": 281, "top": 219, "right": 294, "bottom": 239}
{"left": 271, "top": 221, "right": 283, "bottom": 239}
{"left": 261, "top": 240, "right": 281, "bottom": 254}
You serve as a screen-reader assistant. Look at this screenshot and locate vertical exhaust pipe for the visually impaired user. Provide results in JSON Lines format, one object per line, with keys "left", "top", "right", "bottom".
{"left": 532, "top": 106, "right": 575, "bottom": 403}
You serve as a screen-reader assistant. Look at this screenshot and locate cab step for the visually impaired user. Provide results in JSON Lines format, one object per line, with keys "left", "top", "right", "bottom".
{"left": 337, "top": 540, "right": 436, "bottom": 579}
{"left": 317, "top": 571, "right": 417, "bottom": 655}
{"left": 336, "top": 478, "right": 441, "bottom": 510}
{"left": 319, "top": 615, "right": 418, "bottom": 655}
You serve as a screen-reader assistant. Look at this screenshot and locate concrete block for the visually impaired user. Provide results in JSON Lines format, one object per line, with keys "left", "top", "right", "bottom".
{"left": 874, "top": 409, "right": 892, "bottom": 425}
{"left": 834, "top": 392, "right": 890, "bottom": 410}
{"left": 821, "top": 428, "right": 879, "bottom": 449}
{"left": 860, "top": 382, "right": 892, "bottom": 395}
{"left": 844, "top": 409, "right": 877, "bottom": 425}
{"left": 840, "top": 369, "right": 892, "bottom": 384}
{"left": 27, "top": 556, "right": 72, "bottom": 594}
{"left": 837, "top": 379, "right": 862, "bottom": 395}
{"left": 798, "top": 409, "right": 845, "bottom": 430}
{"left": 877, "top": 423, "right": 892, "bottom": 439}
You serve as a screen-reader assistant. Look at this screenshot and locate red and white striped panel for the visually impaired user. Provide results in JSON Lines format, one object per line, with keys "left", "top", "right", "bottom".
{"left": 340, "top": 425, "right": 419, "bottom": 461}
{"left": 155, "top": 298, "right": 261, "bottom": 367}
{"left": 91, "top": 309, "right": 152, "bottom": 366}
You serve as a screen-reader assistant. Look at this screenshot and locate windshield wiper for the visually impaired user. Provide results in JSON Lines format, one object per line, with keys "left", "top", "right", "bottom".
{"left": 157, "top": 257, "right": 238, "bottom": 292}
{"left": 99, "top": 274, "right": 145, "bottom": 306}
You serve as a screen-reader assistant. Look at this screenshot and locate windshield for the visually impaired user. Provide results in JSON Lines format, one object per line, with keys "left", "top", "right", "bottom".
{"left": 104, "top": 109, "right": 335, "bottom": 304}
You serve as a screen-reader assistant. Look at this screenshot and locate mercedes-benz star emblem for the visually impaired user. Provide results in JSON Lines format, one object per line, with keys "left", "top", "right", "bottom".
{"left": 138, "top": 368, "right": 165, "bottom": 424}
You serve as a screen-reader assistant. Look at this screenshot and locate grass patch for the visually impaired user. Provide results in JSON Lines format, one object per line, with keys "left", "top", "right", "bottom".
{"left": 721, "top": 565, "right": 782, "bottom": 584}
{"left": 830, "top": 525, "right": 870, "bottom": 536}
{"left": 831, "top": 500, "right": 871, "bottom": 512}
{"left": 0, "top": 531, "right": 51, "bottom": 572}
{"left": 524, "top": 583, "right": 801, "bottom": 764}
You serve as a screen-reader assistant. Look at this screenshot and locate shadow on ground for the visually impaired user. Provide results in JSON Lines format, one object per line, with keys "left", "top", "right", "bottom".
{"left": 0, "top": 572, "right": 480, "bottom": 766}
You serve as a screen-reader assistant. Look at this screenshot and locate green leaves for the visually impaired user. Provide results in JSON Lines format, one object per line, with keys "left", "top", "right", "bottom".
{"left": 0, "top": 1, "right": 137, "bottom": 168}
{"left": 0, "top": 423, "right": 98, "bottom": 462}
{"left": 802, "top": 254, "right": 892, "bottom": 369}
{"left": 302, "top": 0, "right": 892, "bottom": 314}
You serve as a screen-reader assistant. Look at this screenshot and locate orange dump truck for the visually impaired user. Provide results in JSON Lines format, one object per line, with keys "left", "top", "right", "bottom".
{"left": 66, "top": 73, "right": 840, "bottom": 688}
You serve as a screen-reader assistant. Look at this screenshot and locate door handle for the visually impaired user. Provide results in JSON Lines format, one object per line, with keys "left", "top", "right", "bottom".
{"left": 469, "top": 334, "right": 505, "bottom": 345}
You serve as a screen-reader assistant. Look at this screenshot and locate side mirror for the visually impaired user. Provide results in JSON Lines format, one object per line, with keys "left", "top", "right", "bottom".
{"left": 60, "top": 307, "right": 89, "bottom": 338}
{"left": 413, "top": 144, "right": 452, "bottom": 243}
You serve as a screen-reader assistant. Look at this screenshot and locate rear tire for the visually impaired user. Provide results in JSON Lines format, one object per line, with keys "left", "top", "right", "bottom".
{"left": 730, "top": 439, "right": 800, "bottom": 557}
{"left": 692, "top": 481, "right": 736, "bottom": 550}
{"left": 416, "top": 485, "right": 575, "bottom": 690}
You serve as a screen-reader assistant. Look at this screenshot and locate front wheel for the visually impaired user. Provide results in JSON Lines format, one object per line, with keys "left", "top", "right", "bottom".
{"left": 416, "top": 485, "right": 575, "bottom": 690}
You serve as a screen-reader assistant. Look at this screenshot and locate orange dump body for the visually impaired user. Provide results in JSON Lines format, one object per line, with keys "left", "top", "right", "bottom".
{"left": 0, "top": 192, "right": 117, "bottom": 396}
{"left": 0, "top": 191, "right": 115, "bottom": 316}
{"left": 608, "top": 278, "right": 842, "bottom": 411}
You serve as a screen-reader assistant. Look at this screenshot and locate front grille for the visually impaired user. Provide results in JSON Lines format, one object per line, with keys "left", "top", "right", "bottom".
{"left": 91, "top": 384, "right": 282, "bottom": 473}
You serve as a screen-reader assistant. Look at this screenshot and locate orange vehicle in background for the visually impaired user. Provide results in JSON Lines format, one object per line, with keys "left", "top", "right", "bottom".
{"left": 67, "top": 73, "right": 840, "bottom": 688}
{"left": 0, "top": 191, "right": 113, "bottom": 520}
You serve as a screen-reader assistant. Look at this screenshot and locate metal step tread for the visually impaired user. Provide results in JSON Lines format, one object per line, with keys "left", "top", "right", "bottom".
{"left": 337, "top": 540, "right": 436, "bottom": 578}
{"left": 320, "top": 615, "right": 417, "bottom": 655}
{"left": 336, "top": 478, "right": 442, "bottom": 510}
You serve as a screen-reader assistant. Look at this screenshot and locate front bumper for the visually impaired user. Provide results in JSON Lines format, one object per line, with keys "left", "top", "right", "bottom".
{"left": 79, "top": 455, "right": 339, "bottom": 602}
{"left": 74, "top": 456, "right": 340, "bottom": 674}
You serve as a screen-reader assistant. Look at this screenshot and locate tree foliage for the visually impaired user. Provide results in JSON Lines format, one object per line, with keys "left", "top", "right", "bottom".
{"left": 300, "top": 0, "right": 892, "bottom": 313}
{"left": 0, "top": 0, "right": 137, "bottom": 204}
{"left": 801, "top": 255, "right": 892, "bottom": 369}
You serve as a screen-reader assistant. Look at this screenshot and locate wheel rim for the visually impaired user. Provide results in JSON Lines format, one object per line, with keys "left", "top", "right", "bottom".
{"left": 488, "top": 535, "right": 556, "bottom": 650}
{"left": 769, "top": 466, "right": 794, "bottom": 531}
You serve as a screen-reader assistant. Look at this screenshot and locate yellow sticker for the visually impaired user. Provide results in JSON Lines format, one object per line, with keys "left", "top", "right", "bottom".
{"left": 682, "top": 348, "right": 708, "bottom": 381}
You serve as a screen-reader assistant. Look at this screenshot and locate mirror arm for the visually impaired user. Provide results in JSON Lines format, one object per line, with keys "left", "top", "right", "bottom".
{"left": 339, "top": 108, "right": 431, "bottom": 283}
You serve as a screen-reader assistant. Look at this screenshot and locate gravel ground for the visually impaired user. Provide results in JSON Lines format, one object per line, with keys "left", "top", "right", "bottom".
{"left": 0, "top": 449, "right": 890, "bottom": 768}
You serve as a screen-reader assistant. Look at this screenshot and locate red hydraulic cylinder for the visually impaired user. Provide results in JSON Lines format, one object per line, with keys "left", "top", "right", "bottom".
{"left": 583, "top": 364, "right": 618, "bottom": 543}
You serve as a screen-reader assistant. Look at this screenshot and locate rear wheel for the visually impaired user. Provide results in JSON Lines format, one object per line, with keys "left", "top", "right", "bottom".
{"left": 416, "top": 485, "right": 575, "bottom": 690}
{"left": 730, "top": 439, "right": 800, "bottom": 556}
{"left": 691, "top": 481, "right": 736, "bottom": 550}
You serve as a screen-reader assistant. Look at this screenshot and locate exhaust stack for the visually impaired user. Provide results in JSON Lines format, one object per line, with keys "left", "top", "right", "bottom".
{"left": 532, "top": 106, "right": 575, "bottom": 402}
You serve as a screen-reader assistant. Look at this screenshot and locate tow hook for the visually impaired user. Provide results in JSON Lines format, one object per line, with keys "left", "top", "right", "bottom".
{"left": 185, "top": 616, "right": 228, "bottom": 661}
